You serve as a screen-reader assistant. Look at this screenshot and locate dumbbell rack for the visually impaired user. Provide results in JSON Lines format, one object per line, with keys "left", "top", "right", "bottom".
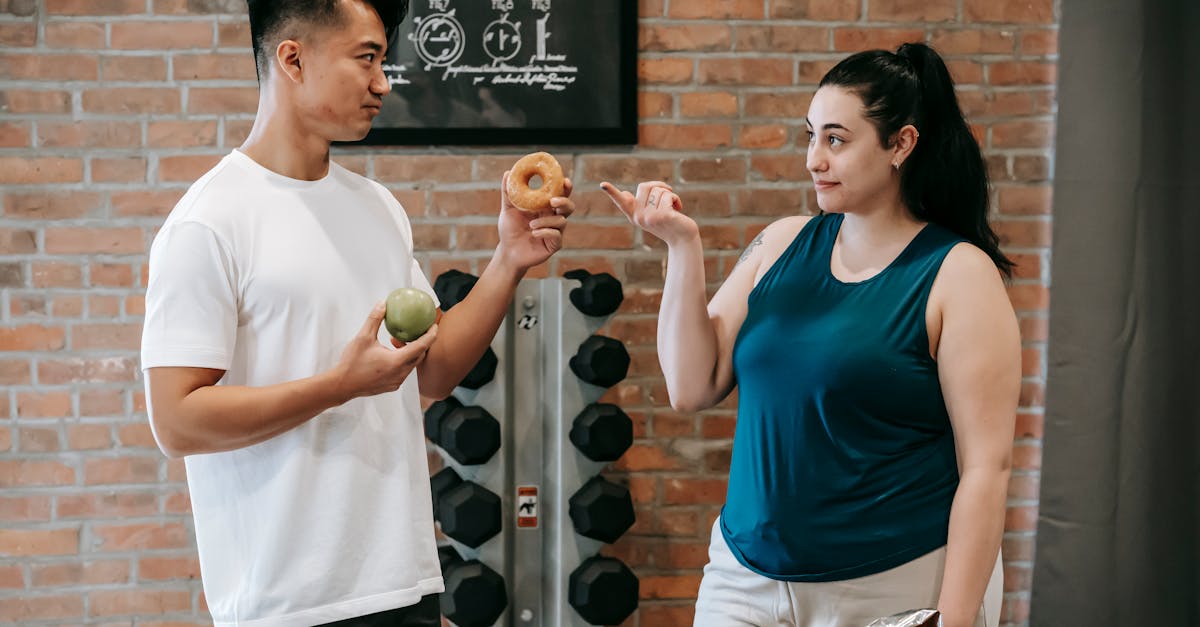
{"left": 430, "top": 275, "right": 638, "bottom": 627}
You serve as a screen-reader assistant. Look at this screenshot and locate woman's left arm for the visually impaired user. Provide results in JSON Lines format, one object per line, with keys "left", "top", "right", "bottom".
{"left": 931, "top": 244, "right": 1021, "bottom": 627}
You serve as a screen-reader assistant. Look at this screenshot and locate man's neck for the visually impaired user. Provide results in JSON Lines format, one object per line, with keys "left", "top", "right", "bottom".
{"left": 239, "top": 103, "right": 332, "bottom": 181}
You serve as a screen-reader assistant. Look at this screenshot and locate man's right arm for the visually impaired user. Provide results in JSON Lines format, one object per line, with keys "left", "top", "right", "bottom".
{"left": 147, "top": 302, "right": 437, "bottom": 459}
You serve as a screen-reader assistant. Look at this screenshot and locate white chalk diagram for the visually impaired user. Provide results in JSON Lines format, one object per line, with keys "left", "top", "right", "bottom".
{"left": 392, "top": 3, "right": 579, "bottom": 92}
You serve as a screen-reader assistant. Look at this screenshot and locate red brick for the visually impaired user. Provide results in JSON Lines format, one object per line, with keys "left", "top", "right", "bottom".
{"left": 6, "top": 192, "right": 102, "bottom": 220}
{"left": 68, "top": 321, "right": 141, "bottom": 350}
{"left": 0, "top": 22, "right": 37, "bottom": 47}
{"left": 44, "top": 228, "right": 143, "bottom": 255}
{"left": 998, "top": 186, "right": 1052, "bottom": 215}
{"left": 931, "top": 29, "right": 1016, "bottom": 55}
{"left": 148, "top": 120, "right": 219, "bottom": 148}
{"left": 745, "top": 92, "right": 812, "bottom": 118}
{"left": 641, "top": 574, "right": 703, "bottom": 599}
{"left": 0, "top": 53, "right": 98, "bottom": 81}
{"left": 44, "top": 21, "right": 106, "bottom": 48}
{"left": 37, "top": 121, "right": 142, "bottom": 149}
{"left": 797, "top": 59, "right": 838, "bottom": 84}
{"left": 58, "top": 492, "right": 158, "bottom": 518}
{"left": 85, "top": 456, "right": 160, "bottom": 485}
{"left": 868, "top": 0, "right": 956, "bottom": 21}
{"left": 0, "top": 158, "right": 84, "bottom": 184}
{"left": 217, "top": 21, "right": 252, "bottom": 47}
{"left": 188, "top": 86, "right": 258, "bottom": 114}
{"left": 110, "top": 20, "right": 212, "bottom": 49}
{"left": 79, "top": 388, "right": 124, "bottom": 415}
{"left": 738, "top": 124, "right": 789, "bottom": 149}
{"left": 31, "top": 262, "right": 83, "bottom": 288}
{"left": 637, "top": 605, "right": 695, "bottom": 626}
{"left": 1021, "top": 30, "right": 1058, "bottom": 55}
{"left": 0, "top": 325, "right": 65, "bottom": 352}
{"left": 640, "top": 24, "right": 732, "bottom": 52}
{"left": 0, "top": 122, "right": 29, "bottom": 147}
{"left": 1007, "top": 473, "right": 1040, "bottom": 501}
{"left": 93, "top": 157, "right": 148, "bottom": 183}
{"left": 1012, "top": 443, "right": 1042, "bottom": 471}
{"left": 612, "top": 444, "right": 683, "bottom": 471}
{"left": 640, "top": 124, "right": 732, "bottom": 150}
{"left": 639, "top": 91, "right": 672, "bottom": 118}
{"left": 736, "top": 189, "right": 806, "bottom": 217}
{"left": 223, "top": 118, "right": 254, "bottom": 145}
{"left": 431, "top": 190, "right": 496, "bottom": 218}
{"left": 112, "top": 190, "right": 186, "bottom": 217}
{"left": 990, "top": 61, "right": 1056, "bottom": 86}
{"left": 736, "top": 26, "right": 830, "bottom": 53}
{"left": 88, "top": 589, "right": 192, "bottom": 616}
{"left": 771, "top": 0, "right": 860, "bottom": 20}
{"left": 173, "top": 52, "right": 257, "bottom": 80}
{"left": 0, "top": 596, "right": 84, "bottom": 621}
{"left": 16, "top": 391, "right": 72, "bottom": 418}
{"left": 92, "top": 523, "right": 190, "bottom": 551}
{"left": 374, "top": 156, "right": 473, "bottom": 183}
{"left": 1004, "top": 504, "right": 1038, "bottom": 531}
{"left": 159, "top": 154, "right": 223, "bottom": 182}
{"left": 0, "top": 89, "right": 72, "bottom": 114}
{"left": 19, "top": 427, "right": 60, "bottom": 452}
{"left": 82, "top": 88, "right": 180, "bottom": 114}
{"left": 834, "top": 28, "right": 925, "bottom": 52}
{"left": 47, "top": 0, "right": 145, "bottom": 14}
{"left": 751, "top": 155, "right": 808, "bottom": 182}
{"left": 138, "top": 556, "right": 202, "bottom": 581}
{"left": 581, "top": 157, "right": 675, "bottom": 184}
{"left": 0, "top": 564, "right": 22, "bottom": 588}
{"left": 0, "top": 495, "right": 53, "bottom": 521}
{"left": 638, "top": 58, "right": 694, "bottom": 84}
{"left": 0, "top": 528, "right": 79, "bottom": 556}
{"left": 101, "top": 55, "right": 169, "bottom": 81}
{"left": 663, "top": 478, "right": 726, "bottom": 505}
{"left": 679, "top": 92, "right": 738, "bottom": 118}
{"left": 31, "top": 560, "right": 131, "bottom": 587}
{"left": 994, "top": 218, "right": 1051, "bottom": 248}
{"left": 119, "top": 423, "right": 158, "bottom": 448}
{"left": 39, "top": 357, "right": 139, "bottom": 384}
{"left": 965, "top": 0, "right": 1054, "bottom": 23}
{"left": 668, "top": 0, "right": 763, "bottom": 19}
{"left": 1014, "top": 412, "right": 1043, "bottom": 439}
{"left": 68, "top": 424, "right": 114, "bottom": 450}
{"left": 699, "top": 58, "right": 792, "bottom": 86}
{"left": 680, "top": 157, "right": 746, "bottom": 183}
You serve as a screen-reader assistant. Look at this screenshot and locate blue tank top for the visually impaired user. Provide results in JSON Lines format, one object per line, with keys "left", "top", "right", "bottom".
{"left": 721, "top": 212, "right": 966, "bottom": 582}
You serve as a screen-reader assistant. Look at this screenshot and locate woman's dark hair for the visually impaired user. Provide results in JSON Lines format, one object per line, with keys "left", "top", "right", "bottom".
{"left": 247, "top": 0, "right": 408, "bottom": 80}
{"left": 819, "top": 42, "right": 1014, "bottom": 279}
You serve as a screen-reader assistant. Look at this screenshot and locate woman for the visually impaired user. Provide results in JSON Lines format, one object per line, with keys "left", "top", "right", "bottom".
{"left": 601, "top": 43, "right": 1019, "bottom": 627}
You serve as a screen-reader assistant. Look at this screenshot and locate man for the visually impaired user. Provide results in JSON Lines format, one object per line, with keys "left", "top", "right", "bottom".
{"left": 139, "top": 1, "right": 574, "bottom": 625}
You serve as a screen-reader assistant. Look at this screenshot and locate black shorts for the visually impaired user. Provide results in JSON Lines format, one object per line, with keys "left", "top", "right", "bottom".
{"left": 318, "top": 594, "right": 440, "bottom": 627}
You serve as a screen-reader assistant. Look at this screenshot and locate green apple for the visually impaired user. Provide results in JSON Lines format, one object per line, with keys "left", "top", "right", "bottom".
{"left": 384, "top": 287, "right": 437, "bottom": 342}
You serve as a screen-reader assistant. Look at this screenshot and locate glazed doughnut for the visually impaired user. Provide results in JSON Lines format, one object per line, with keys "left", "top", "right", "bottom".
{"left": 506, "top": 152, "right": 565, "bottom": 212}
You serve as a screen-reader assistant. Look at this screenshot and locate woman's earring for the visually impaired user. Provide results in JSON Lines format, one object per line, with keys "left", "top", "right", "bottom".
{"left": 892, "top": 162, "right": 899, "bottom": 170}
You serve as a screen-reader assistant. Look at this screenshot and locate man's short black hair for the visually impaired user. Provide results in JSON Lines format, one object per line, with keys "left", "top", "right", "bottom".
{"left": 247, "top": 0, "right": 408, "bottom": 80}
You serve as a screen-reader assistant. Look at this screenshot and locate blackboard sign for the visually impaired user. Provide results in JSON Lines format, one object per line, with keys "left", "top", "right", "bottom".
{"left": 356, "top": 0, "right": 637, "bottom": 146}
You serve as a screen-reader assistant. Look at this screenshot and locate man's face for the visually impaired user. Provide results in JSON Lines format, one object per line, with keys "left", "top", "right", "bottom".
{"left": 291, "top": 0, "right": 391, "bottom": 142}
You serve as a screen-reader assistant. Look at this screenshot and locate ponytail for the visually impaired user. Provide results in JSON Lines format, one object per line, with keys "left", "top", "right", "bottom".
{"left": 820, "top": 43, "right": 1014, "bottom": 279}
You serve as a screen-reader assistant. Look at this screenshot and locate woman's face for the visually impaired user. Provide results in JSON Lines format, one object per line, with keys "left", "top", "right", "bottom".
{"left": 804, "top": 86, "right": 899, "bottom": 215}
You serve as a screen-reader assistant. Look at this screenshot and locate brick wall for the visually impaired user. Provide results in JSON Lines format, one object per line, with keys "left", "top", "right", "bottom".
{"left": 0, "top": 0, "right": 1055, "bottom": 624}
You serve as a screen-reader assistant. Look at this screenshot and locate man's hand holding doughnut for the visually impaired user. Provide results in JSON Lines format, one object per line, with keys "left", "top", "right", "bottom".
{"left": 498, "top": 152, "right": 575, "bottom": 271}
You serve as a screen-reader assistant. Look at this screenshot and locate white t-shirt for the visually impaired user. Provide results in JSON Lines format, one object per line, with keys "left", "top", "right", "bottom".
{"left": 140, "top": 149, "right": 443, "bottom": 627}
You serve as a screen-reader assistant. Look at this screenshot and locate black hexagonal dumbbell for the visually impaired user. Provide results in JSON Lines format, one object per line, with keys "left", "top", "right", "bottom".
{"left": 568, "top": 475, "right": 635, "bottom": 544}
{"left": 564, "top": 269, "right": 624, "bottom": 317}
{"left": 458, "top": 346, "right": 497, "bottom": 390}
{"left": 425, "top": 397, "right": 500, "bottom": 465}
{"left": 429, "top": 468, "right": 502, "bottom": 548}
{"left": 569, "top": 335, "right": 630, "bottom": 389}
{"left": 434, "top": 269, "right": 478, "bottom": 311}
{"left": 570, "top": 403, "right": 633, "bottom": 462}
{"left": 437, "top": 545, "right": 509, "bottom": 627}
{"left": 569, "top": 555, "right": 639, "bottom": 626}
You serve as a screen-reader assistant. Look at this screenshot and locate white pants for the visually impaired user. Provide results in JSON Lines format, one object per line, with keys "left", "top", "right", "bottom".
{"left": 694, "top": 519, "right": 1003, "bottom": 627}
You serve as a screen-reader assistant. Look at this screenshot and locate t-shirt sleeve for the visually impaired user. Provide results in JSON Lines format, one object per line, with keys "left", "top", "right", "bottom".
{"left": 384, "top": 188, "right": 439, "bottom": 308}
{"left": 140, "top": 220, "right": 239, "bottom": 371}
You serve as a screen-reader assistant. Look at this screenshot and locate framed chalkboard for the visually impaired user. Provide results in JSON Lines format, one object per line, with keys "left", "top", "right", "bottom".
{"left": 355, "top": 0, "right": 637, "bottom": 146}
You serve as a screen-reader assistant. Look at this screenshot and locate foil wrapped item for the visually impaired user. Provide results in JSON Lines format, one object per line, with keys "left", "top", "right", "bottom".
{"left": 865, "top": 609, "right": 941, "bottom": 627}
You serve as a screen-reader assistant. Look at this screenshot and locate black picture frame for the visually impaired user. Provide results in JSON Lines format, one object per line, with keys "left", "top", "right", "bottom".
{"left": 351, "top": 0, "right": 638, "bottom": 147}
